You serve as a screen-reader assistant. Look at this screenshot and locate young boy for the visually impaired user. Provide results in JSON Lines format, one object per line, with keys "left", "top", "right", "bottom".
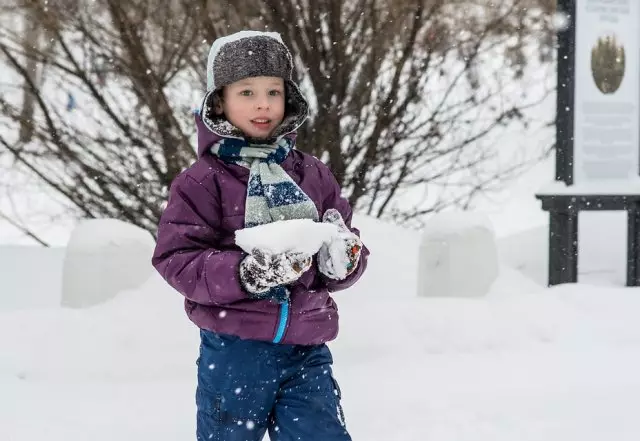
{"left": 152, "top": 30, "right": 369, "bottom": 440}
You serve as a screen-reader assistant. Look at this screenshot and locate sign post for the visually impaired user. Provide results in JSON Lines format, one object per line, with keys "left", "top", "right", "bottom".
{"left": 536, "top": 0, "right": 640, "bottom": 286}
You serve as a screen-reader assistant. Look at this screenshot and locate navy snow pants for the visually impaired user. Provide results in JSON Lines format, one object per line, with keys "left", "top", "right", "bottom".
{"left": 196, "top": 329, "right": 351, "bottom": 441}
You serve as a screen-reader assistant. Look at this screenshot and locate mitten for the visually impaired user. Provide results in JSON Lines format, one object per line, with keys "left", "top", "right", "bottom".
{"left": 239, "top": 248, "right": 312, "bottom": 301}
{"left": 318, "top": 209, "right": 363, "bottom": 280}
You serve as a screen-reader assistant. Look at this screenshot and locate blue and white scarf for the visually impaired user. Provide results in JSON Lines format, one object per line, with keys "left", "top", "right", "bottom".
{"left": 210, "top": 137, "right": 319, "bottom": 228}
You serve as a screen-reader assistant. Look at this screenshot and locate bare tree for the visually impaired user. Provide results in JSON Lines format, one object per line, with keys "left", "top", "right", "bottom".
{"left": 260, "top": 0, "right": 555, "bottom": 224}
{"left": 0, "top": 0, "right": 555, "bottom": 237}
{"left": 0, "top": 0, "right": 238, "bottom": 234}
{"left": 17, "top": 5, "right": 39, "bottom": 142}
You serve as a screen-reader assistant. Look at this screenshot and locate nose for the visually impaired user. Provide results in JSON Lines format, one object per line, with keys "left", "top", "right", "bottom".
{"left": 255, "top": 94, "right": 270, "bottom": 110}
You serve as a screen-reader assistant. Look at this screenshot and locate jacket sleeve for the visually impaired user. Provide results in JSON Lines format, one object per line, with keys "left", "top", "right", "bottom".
{"left": 318, "top": 162, "right": 370, "bottom": 292}
{"left": 151, "top": 172, "right": 248, "bottom": 306}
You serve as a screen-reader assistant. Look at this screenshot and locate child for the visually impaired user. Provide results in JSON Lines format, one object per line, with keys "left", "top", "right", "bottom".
{"left": 152, "top": 30, "right": 369, "bottom": 441}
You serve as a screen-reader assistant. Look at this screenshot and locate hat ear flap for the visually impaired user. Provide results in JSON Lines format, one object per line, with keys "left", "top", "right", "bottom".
{"left": 212, "top": 89, "right": 224, "bottom": 115}
{"left": 201, "top": 89, "right": 223, "bottom": 123}
{"left": 199, "top": 88, "right": 244, "bottom": 138}
{"left": 271, "top": 80, "right": 309, "bottom": 137}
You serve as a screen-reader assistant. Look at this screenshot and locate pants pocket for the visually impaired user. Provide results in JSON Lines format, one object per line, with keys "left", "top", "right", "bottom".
{"left": 196, "top": 389, "right": 222, "bottom": 441}
{"left": 197, "top": 389, "right": 222, "bottom": 416}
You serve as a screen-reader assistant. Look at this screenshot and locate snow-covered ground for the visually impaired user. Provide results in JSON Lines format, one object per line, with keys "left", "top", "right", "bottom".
{"left": 2, "top": 208, "right": 640, "bottom": 440}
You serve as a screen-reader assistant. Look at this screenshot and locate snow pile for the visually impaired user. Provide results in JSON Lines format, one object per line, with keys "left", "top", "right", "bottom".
{"left": 419, "top": 211, "right": 495, "bottom": 238}
{"left": 0, "top": 246, "right": 65, "bottom": 309}
{"left": 417, "top": 211, "right": 498, "bottom": 298}
{"left": 61, "top": 219, "right": 155, "bottom": 308}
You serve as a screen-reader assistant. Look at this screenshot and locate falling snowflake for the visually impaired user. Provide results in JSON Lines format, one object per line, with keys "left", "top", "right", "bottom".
{"left": 553, "top": 11, "right": 571, "bottom": 32}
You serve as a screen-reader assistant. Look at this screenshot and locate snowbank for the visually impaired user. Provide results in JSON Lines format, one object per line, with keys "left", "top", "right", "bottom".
{"left": 3, "top": 214, "right": 640, "bottom": 441}
{"left": 60, "top": 219, "right": 155, "bottom": 308}
{"left": 0, "top": 245, "right": 65, "bottom": 309}
{"left": 497, "top": 225, "right": 548, "bottom": 285}
{"left": 417, "top": 212, "right": 498, "bottom": 297}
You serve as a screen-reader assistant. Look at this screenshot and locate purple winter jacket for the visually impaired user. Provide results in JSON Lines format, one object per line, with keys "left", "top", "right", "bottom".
{"left": 151, "top": 117, "right": 369, "bottom": 345}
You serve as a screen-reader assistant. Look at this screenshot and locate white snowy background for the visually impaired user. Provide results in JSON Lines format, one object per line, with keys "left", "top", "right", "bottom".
{"left": 2, "top": 9, "right": 640, "bottom": 440}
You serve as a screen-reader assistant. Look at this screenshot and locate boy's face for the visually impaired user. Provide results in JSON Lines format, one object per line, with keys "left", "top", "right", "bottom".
{"left": 216, "top": 76, "right": 286, "bottom": 139}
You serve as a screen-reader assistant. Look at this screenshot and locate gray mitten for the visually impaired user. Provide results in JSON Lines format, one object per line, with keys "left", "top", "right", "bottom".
{"left": 239, "top": 248, "right": 312, "bottom": 301}
{"left": 318, "top": 209, "right": 363, "bottom": 280}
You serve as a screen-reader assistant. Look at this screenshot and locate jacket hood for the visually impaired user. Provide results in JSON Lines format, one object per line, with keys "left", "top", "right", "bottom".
{"left": 198, "top": 30, "right": 309, "bottom": 146}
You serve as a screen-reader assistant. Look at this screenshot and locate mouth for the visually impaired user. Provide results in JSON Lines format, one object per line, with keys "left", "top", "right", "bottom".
{"left": 251, "top": 118, "right": 272, "bottom": 129}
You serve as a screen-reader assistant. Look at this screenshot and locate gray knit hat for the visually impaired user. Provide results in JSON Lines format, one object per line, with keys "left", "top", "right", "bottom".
{"left": 200, "top": 30, "right": 309, "bottom": 140}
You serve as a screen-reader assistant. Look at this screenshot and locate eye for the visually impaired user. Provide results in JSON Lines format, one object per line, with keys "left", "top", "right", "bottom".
{"left": 269, "top": 89, "right": 283, "bottom": 96}
{"left": 240, "top": 90, "right": 253, "bottom": 96}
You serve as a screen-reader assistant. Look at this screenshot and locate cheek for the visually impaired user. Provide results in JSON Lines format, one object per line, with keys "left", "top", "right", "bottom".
{"left": 223, "top": 101, "right": 247, "bottom": 120}
{"left": 273, "top": 97, "right": 286, "bottom": 117}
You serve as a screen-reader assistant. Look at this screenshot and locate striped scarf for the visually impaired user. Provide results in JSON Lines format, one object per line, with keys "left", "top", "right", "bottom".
{"left": 210, "top": 137, "right": 319, "bottom": 229}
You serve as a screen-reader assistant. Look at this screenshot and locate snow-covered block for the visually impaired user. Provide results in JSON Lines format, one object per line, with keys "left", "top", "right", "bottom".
{"left": 417, "top": 212, "right": 498, "bottom": 298}
{"left": 61, "top": 219, "right": 155, "bottom": 308}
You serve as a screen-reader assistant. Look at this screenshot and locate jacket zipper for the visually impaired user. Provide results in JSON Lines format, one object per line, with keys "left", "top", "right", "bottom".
{"left": 272, "top": 299, "right": 290, "bottom": 343}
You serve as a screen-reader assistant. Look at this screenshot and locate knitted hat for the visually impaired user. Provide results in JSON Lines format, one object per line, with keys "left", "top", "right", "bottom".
{"left": 200, "top": 30, "right": 309, "bottom": 140}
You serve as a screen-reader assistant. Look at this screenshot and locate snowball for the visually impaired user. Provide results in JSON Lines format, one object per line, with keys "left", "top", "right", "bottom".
{"left": 235, "top": 219, "right": 339, "bottom": 255}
